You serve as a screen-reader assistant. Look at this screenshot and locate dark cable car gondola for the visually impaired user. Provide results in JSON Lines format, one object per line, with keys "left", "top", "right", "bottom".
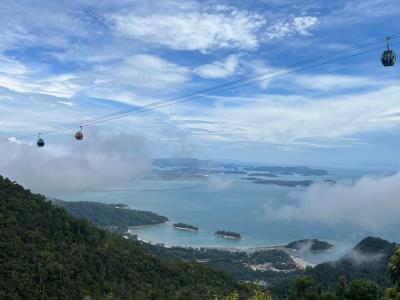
{"left": 75, "top": 126, "right": 83, "bottom": 140}
{"left": 37, "top": 133, "right": 45, "bottom": 147}
{"left": 381, "top": 37, "right": 396, "bottom": 67}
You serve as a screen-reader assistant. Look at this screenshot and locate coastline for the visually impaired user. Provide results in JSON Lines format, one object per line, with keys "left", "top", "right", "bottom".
{"left": 127, "top": 220, "right": 170, "bottom": 231}
{"left": 135, "top": 235, "right": 315, "bottom": 269}
{"left": 215, "top": 234, "right": 241, "bottom": 240}
{"left": 173, "top": 226, "right": 198, "bottom": 232}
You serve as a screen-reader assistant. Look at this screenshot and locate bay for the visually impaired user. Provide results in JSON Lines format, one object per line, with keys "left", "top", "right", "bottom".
{"left": 54, "top": 167, "right": 398, "bottom": 257}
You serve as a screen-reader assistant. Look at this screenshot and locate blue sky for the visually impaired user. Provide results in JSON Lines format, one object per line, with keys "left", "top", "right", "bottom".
{"left": 1, "top": 0, "right": 400, "bottom": 172}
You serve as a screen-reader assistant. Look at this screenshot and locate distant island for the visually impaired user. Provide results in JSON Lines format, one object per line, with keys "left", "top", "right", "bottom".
{"left": 286, "top": 239, "right": 334, "bottom": 251}
{"left": 247, "top": 172, "right": 279, "bottom": 177}
{"left": 242, "top": 178, "right": 314, "bottom": 187}
{"left": 153, "top": 158, "right": 214, "bottom": 169}
{"left": 242, "top": 178, "right": 335, "bottom": 187}
{"left": 215, "top": 230, "right": 241, "bottom": 239}
{"left": 150, "top": 158, "right": 333, "bottom": 188}
{"left": 52, "top": 199, "right": 169, "bottom": 229}
{"left": 244, "top": 166, "right": 328, "bottom": 176}
{"left": 223, "top": 170, "right": 248, "bottom": 175}
{"left": 173, "top": 222, "right": 199, "bottom": 231}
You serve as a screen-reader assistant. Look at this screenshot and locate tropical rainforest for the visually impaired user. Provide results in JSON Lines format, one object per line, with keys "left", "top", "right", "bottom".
{"left": 0, "top": 176, "right": 253, "bottom": 299}
{"left": 1, "top": 175, "right": 400, "bottom": 300}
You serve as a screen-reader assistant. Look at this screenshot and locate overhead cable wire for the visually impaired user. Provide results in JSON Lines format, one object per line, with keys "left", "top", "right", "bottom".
{"left": 12, "top": 34, "right": 400, "bottom": 139}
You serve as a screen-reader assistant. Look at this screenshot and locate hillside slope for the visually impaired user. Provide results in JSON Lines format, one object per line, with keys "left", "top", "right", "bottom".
{"left": 308, "top": 237, "right": 396, "bottom": 287}
{"left": 52, "top": 199, "right": 168, "bottom": 228}
{"left": 0, "top": 176, "right": 251, "bottom": 299}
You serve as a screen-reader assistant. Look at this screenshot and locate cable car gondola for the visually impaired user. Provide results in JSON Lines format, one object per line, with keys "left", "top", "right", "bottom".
{"left": 75, "top": 126, "right": 83, "bottom": 140}
{"left": 37, "top": 133, "right": 45, "bottom": 147}
{"left": 381, "top": 37, "right": 396, "bottom": 67}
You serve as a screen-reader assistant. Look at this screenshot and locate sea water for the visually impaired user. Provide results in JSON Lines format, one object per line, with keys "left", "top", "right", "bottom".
{"left": 54, "top": 167, "right": 398, "bottom": 256}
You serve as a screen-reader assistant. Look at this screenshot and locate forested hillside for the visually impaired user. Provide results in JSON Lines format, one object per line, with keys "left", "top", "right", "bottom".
{"left": 1, "top": 175, "right": 399, "bottom": 300}
{"left": 0, "top": 176, "right": 253, "bottom": 299}
{"left": 52, "top": 199, "right": 168, "bottom": 228}
{"left": 308, "top": 237, "right": 396, "bottom": 288}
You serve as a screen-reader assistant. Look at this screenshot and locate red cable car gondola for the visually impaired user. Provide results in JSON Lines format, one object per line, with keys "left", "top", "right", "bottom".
{"left": 75, "top": 126, "right": 83, "bottom": 140}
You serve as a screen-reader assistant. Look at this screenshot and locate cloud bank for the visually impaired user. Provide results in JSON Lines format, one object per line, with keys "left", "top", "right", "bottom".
{"left": 264, "top": 172, "right": 400, "bottom": 230}
{"left": 1, "top": 131, "right": 151, "bottom": 193}
{"left": 108, "top": 9, "right": 265, "bottom": 52}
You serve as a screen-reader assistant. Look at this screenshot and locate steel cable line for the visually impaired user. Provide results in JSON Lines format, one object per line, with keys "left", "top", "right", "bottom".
{"left": 13, "top": 35, "right": 398, "bottom": 138}
{"left": 16, "top": 42, "right": 397, "bottom": 138}
{"left": 27, "top": 44, "right": 396, "bottom": 136}
{"left": 65, "top": 43, "right": 397, "bottom": 129}
{"left": 12, "top": 34, "right": 400, "bottom": 139}
{"left": 18, "top": 37, "right": 394, "bottom": 136}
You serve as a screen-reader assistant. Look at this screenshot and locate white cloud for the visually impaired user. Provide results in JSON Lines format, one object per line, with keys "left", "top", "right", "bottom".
{"left": 84, "top": 54, "right": 189, "bottom": 105}
{"left": 173, "top": 84, "right": 400, "bottom": 146}
{"left": 263, "top": 172, "right": 400, "bottom": 230}
{"left": 0, "top": 0, "right": 395, "bottom": 163}
{"left": 292, "top": 16, "right": 319, "bottom": 36}
{"left": 0, "top": 72, "right": 80, "bottom": 98}
{"left": 0, "top": 55, "right": 28, "bottom": 75}
{"left": 328, "top": 0, "right": 400, "bottom": 24}
{"left": 194, "top": 55, "right": 240, "bottom": 79}
{"left": 108, "top": 9, "right": 265, "bottom": 51}
{"left": 0, "top": 94, "right": 12, "bottom": 101}
{"left": 32, "top": 74, "right": 81, "bottom": 98}
{"left": 290, "top": 74, "right": 391, "bottom": 92}
{"left": 0, "top": 52, "right": 188, "bottom": 103}
{"left": 266, "top": 16, "right": 318, "bottom": 40}
{"left": 0, "top": 131, "right": 151, "bottom": 193}
{"left": 116, "top": 55, "right": 189, "bottom": 88}
{"left": 0, "top": 55, "right": 81, "bottom": 98}
{"left": 58, "top": 101, "right": 74, "bottom": 107}
{"left": 7, "top": 137, "right": 23, "bottom": 145}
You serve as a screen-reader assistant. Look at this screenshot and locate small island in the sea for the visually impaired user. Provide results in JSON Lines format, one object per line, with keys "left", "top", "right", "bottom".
{"left": 247, "top": 172, "right": 279, "bottom": 178}
{"left": 241, "top": 178, "right": 336, "bottom": 187}
{"left": 241, "top": 178, "right": 314, "bottom": 186}
{"left": 215, "top": 230, "right": 241, "bottom": 239}
{"left": 286, "top": 239, "right": 334, "bottom": 251}
{"left": 173, "top": 222, "right": 199, "bottom": 231}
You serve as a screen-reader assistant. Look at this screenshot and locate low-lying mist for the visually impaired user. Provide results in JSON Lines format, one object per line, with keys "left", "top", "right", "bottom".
{"left": 1, "top": 130, "right": 151, "bottom": 193}
{"left": 263, "top": 172, "right": 400, "bottom": 232}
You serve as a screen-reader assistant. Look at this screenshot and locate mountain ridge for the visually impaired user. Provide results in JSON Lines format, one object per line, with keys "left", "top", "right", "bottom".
{"left": 0, "top": 176, "right": 252, "bottom": 299}
{"left": 307, "top": 236, "right": 396, "bottom": 288}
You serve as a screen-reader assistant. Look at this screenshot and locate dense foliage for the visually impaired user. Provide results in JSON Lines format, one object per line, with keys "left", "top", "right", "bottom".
{"left": 282, "top": 276, "right": 390, "bottom": 300}
{"left": 216, "top": 230, "right": 242, "bottom": 239}
{"left": 0, "top": 176, "right": 253, "bottom": 299}
{"left": 308, "top": 237, "right": 396, "bottom": 288}
{"left": 173, "top": 222, "right": 198, "bottom": 231}
{"left": 286, "top": 239, "right": 334, "bottom": 251}
{"left": 142, "top": 243, "right": 301, "bottom": 288}
{"left": 268, "top": 238, "right": 399, "bottom": 299}
{"left": 389, "top": 245, "right": 400, "bottom": 294}
{"left": 53, "top": 199, "right": 168, "bottom": 228}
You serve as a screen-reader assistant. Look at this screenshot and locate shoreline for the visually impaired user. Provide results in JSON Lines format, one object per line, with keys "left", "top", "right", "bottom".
{"left": 215, "top": 234, "right": 241, "bottom": 240}
{"left": 173, "top": 226, "right": 198, "bottom": 232}
{"left": 135, "top": 236, "right": 315, "bottom": 269}
{"left": 127, "top": 220, "right": 170, "bottom": 231}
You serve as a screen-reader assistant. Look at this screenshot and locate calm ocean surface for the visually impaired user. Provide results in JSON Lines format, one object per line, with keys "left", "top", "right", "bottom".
{"left": 54, "top": 167, "right": 398, "bottom": 255}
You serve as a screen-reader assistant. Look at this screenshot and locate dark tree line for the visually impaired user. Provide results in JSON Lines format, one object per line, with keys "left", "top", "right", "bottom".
{"left": 0, "top": 176, "right": 252, "bottom": 299}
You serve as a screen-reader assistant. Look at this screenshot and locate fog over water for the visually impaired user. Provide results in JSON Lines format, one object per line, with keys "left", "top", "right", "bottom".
{"left": 54, "top": 167, "right": 400, "bottom": 264}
